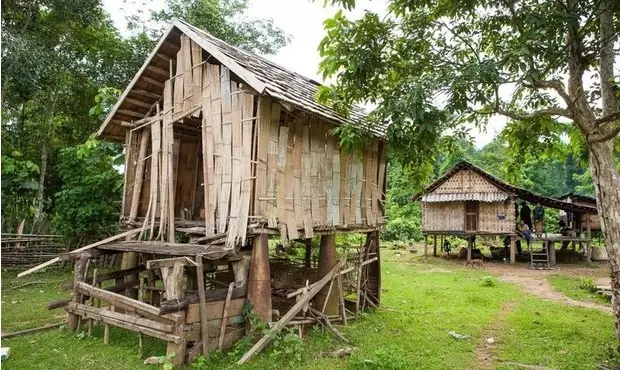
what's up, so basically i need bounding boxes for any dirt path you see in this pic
[474,302,516,370]
[485,264,612,314]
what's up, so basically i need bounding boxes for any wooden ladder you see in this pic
[529,241,550,269]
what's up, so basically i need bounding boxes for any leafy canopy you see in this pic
[317,0,619,187]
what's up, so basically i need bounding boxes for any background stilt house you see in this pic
[415,161,598,266]
[49,20,386,365]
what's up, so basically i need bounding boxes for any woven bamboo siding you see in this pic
[253,97,386,240]
[477,200,514,233]
[423,202,465,232]
[121,32,386,248]
[432,169,502,194]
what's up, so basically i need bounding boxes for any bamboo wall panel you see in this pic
[423,200,515,233]
[252,98,386,235]
[122,34,385,248]
[432,170,502,194]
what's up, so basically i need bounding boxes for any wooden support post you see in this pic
[440,234,444,255]
[424,234,428,257]
[509,235,515,264]
[433,235,437,257]
[164,262,187,367]
[336,275,347,326]
[87,268,98,336]
[304,238,312,268]
[467,238,472,262]
[67,257,89,331]
[314,234,339,316]
[195,254,209,357]
[586,213,592,263]
[549,241,556,267]
[247,234,272,324]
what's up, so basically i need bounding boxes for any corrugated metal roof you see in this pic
[422,192,509,202]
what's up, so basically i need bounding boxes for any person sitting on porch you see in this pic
[533,203,545,236]
[518,220,532,248]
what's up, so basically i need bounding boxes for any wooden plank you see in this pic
[148,116,161,238]
[17,228,146,278]
[317,123,328,225]
[254,97,271,220]
[67,302,173,332]
[331,134,341,226]
[125,97,152,109]
[340,150,350,226]
[292,118,305,233]
[129,129,151,221]
[218,282,235,349]
[145,65,169,78]
[219,66,233,234]
[74,281,171,322]
[266,102,281,227]
[181,35,193,111]
[377,143,387,224]
[325,124,334,226]
[301,122,314,237]
[173,50,184,113]
[140,75,165,89]
[227,83,243,247]
[146,257,193,269]
[310,120,321,225]
[210,64,223,232]
[276,124,289,241]
[195,254,209,357]
[284,118,299,240]
[191,41,203,108]
[237,257,346,364]
[202,64,216,235]
[183,316,245,341]
[185,298,247,324]
[237,92,255,243]
[117,109,145,119]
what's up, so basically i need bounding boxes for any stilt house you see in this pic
[415,161,597,266]
[33,21,385,365]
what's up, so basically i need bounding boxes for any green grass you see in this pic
[548,275,611,306]
[496,298,616,370]
[1,260,617,369]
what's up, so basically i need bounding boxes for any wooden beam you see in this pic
[67,302,173,332]
[74,281,169,322]
[146,65,170,78]
[125,97,153,109]
[146,257,194,270]
[218,282,235,350]
[196,254,210,357]
[132,89,161,100]
[140,75,165,88]
[18,227,147,278]
[117,109,147,118]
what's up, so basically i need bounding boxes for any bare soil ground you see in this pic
[485,262,612,314]
[474,301,516,370]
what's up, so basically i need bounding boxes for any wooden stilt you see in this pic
[509,235,515,264]
[314,234,339,316]
[195,254,209,357]
[67,258,89,331]
[467,238,472,262]
[247,234,272,324]
[433,235,437,257]
[424,234,428,257]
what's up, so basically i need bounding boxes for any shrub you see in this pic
[579,278,598,293]
[481,276,498,287]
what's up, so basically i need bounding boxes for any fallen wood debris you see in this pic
[237,256,346,364]
[1,322,65,339]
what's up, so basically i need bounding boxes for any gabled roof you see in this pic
[97,20,386,139]
[414,160,598,214]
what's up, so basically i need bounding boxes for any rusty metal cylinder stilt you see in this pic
[247,233,272,324]
[313,234,339,315]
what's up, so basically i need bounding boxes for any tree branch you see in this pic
[523,80,572,107]
[495,107,572,121]
[589,123,620,143]
[596,111,620,125]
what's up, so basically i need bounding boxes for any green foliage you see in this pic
[481,276,498,287]
[317,0,619,190]
[1,151,40,231]
[52,139,123,243]
[144,0,289,55]
[579,278,598,294]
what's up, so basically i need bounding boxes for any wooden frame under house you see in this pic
[20,20,386,366]
[414,161,598,267]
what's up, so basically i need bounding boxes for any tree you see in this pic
[317,1,620,335]
[135,0,289,55]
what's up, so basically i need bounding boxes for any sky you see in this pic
[102,0,505,147]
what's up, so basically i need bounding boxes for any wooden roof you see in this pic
[97,20,386,140]
[414,160,598,214]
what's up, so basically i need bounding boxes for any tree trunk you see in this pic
[588,139,620,338]
[32,138,48,233]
